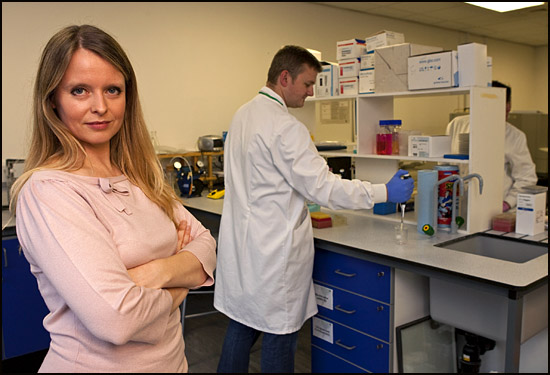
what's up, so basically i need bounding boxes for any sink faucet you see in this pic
[449,173,484,233]
[434,175,464,235]
[463,173,484,195]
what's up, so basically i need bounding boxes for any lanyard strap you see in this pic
[258,91,284,107]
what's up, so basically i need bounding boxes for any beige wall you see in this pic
[2,2,548,161]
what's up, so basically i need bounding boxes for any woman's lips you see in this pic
[86,121,110,130]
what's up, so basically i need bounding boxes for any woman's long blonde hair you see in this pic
[10,25,181,226]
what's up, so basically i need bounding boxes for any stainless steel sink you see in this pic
[435,232,547,263]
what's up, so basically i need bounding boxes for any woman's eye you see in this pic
[71,87,86,95]
[107,87,122,95]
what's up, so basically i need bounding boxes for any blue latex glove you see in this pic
[386,169,414,203]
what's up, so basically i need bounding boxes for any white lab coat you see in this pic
[446,115,537,208]
[213,87,387,334]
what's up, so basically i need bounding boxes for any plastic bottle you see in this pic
[376,120,401,155]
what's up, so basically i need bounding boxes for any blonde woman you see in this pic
[9,25,216,372]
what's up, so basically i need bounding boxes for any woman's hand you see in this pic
[127,219,194,289]
[177,219,193,250]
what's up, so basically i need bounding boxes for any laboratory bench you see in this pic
[3,197,547,372]
[179,195,548,373]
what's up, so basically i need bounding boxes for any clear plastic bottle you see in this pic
[376,120,401,155]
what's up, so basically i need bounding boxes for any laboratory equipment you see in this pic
[395,173,410,244]
[434,165,459,228]
[172,157,204,197]
[376,120,401,155]
[416,170,437,234]
[197,135,224,152]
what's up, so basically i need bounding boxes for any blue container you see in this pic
[373,202,397,215]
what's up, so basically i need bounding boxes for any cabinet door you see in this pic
[315,282,390,341]
[313,248,390,303]
[2,237,50,359]
[312,316,390,373]
[311,345,368,373]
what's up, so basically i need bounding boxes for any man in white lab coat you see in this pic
[446,80,537,211]
[214,45,413,373]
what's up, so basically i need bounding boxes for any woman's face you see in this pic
[52,48,126,151]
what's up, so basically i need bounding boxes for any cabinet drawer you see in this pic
[313,248,390,303]
[311,345,368,373]
[315,282,390,341]
[312,316,390,373]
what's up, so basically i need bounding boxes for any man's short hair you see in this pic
[267,45,322,85]
[492,80,511,103]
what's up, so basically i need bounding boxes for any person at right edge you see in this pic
[214,45,414,373]
[446,80,537,212]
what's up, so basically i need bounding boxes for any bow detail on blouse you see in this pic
[98,177,132,215]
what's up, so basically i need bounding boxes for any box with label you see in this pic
[336,39,366,60]
[374,43,443,93]
[485,56,493,87]
[316,62,339,97]
[408,50,458,90]
[359,68,375,94]
[360,51,375,69]
[516,186,548,235]
[458,42,487,87]
[339,77,358,96]
[338,58,361,78]
[365,30,405,52]
[408,135,451,157]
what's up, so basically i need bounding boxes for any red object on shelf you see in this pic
[492,212,516,232]
[311,212,333,229]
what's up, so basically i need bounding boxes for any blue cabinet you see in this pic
[311,247,392,373]
[2,236,50,359]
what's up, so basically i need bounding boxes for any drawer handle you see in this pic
[377,271,385,277]
[377,305,384,311]
[3,247,7,268]
[335,305,356,314]
[334,269,356,278]
[335,339,356,351]
[377,344,384,350]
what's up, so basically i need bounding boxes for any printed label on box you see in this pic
[312,317,333,344]
[314,283,333,310]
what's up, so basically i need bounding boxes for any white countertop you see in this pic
[179,196,548,290]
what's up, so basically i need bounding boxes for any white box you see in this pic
[316,62,339,97]
[516,186,547,235]
[486,56,493,87]
[307,48,322,61]
[365,30,405,52]
[339,76,358,96]
[408,135,451,157]
[458,42,488,87]
[408,50,458,90]
[374,43,443,93]
[360,51,375,69]
[338,58,361,78]
[336,39,366,60]
[359,68,375,94]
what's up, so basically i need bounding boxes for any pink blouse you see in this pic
[15,170,216,373]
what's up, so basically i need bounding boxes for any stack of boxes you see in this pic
[336,38,366,96]
[362,30,405,94]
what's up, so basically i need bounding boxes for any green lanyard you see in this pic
[259,91,284,107]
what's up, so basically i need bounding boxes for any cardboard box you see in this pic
[516,186,547,235]
[365,30,405,52]
[359,68,375,94]
[374,43,443,93]
[339,58,361,78]
[360,51,375,69]
[458,43,488,87]
[336,39,366,60]
[339,77,358,96]
[316,62,339,97]
[408,50,458,90]
[408,135,451,157]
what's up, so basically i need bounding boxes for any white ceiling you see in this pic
[314,2,548,47]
